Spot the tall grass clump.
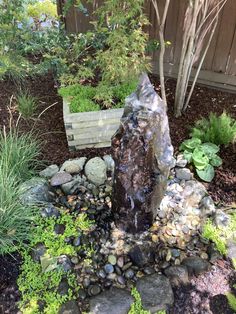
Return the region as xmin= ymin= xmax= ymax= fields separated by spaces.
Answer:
xmin=191 ymin=111 xmax=236 ymax=146
xmin=0 ymin=130 xmax=40 ymax=254
xmin=17 ymin=91 xmax=38 ymax=119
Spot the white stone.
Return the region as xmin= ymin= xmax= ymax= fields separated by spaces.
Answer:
xmin=176 ymin=154 xmax=188 ymax=168
xmin=103 ymin=155 xmax=115 ymax=173
xmin=85 ymin=157 xmax=107 ymax=186
xmin=60 ymin=157 xmax=87 ymax=174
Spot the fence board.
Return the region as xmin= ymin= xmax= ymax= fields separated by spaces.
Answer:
xmin=58 ymin=0 xmax=236 ymax=90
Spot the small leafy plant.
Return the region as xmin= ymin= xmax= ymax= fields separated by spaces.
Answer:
xmin=202 ymin=213 xmax=236 ymax=255
xmin=17 ymin=90 xmax=38 ymax=119
xmin=191 ymin=112 xmax=236 ymax=146
xmin=179 ymin=138 xmax=222 ymax=182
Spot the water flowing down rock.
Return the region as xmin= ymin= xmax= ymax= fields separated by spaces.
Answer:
xmin=112 ymin=73 xmax=174 ymax=233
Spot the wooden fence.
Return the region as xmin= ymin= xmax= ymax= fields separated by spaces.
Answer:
xmin=57 ymin=0 xmax=236 ymax=92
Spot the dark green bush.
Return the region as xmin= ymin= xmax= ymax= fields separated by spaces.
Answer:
xmin=191 ymin=112 xmax=236 ymax=146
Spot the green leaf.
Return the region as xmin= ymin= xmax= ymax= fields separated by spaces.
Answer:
xmin=196 ymin=164 xmax=215 ymax=182
xmin=183 ymin=150 xmax=192 ymax=162
xmin=40 ymin=254 xmax=58 ymax=273
xmin=192 ymin=148 xmax=209 ymax=170
xmin=179 ymin=138 xmax=202 ymax=151
xmin=201 ymin=142 xmax=219 ymax=156
xmin=210 ymin=154 xmax=222 ymax=167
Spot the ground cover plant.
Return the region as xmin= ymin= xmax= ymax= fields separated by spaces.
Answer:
xmin=18 ymin=210 xmax=94 ymax=313
xmin=59 ymin=80 xmax=138 ymax=112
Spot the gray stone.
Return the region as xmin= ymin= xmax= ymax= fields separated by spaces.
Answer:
xmin=85 ymin=157 xmax=107 ymax=186
xmin=61 ymin=175 xmax=83 ymax=195
xmin=59 ymin=300 xmax=80 ymax=314
xmin=164 ymin=265 xmax=189 ymax=286
xmin=41 ymin=204 xmax=60 ymax=218
xmin=19 ymin=177 xmax=53 ymax=205
xmin=51 ymin=172 xmax=72 ymax=186
xmin=111 ymin=73 xmax=173 ymax=233
xmin=39 ymin=164 xmax=59 ymax=178
xmin=200 ymin=196 xmax=216 ymax=215
xmin=57 ymin=279 xmax=69 ymax=296
xmin=60 ymin=157 xmax=87 ymax=174
xmin=182 ymin=256 xmax=210 ymax=276
xmin=214 ymin=210 xmax=231 ymax=228
xmin=175 ymin=168 xmax=193 ymax=181
xmin=57 ymin=255 xmax=73 ymax=272
xmin=89 ymin=287 xmax=134 ymax=314
xmin=103 ymin=155 xmax=115 ymax=173
xmin=176 ymin=154 xmax=188 ymax=168
xmin=129 ymin=245 xmax=154 ymax=268
xmin=31 ymin=243 xmax=46 ymax=262
xmin=227 ymin=241 xmax=236 ymax=260
xmin=136 ymin=274 xmax=174 ymax=313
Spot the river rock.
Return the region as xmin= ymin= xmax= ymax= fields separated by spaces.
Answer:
xmin=19 ymin=177 xmax=53 ymax=205
xmin=61 ymin=175 xmax=83 ymax=195
xmin=200 ymin=196 xmax=215 ymax=216
xmin=51 ymin=172 xmax=72 ymax=186
xmin=129 ymin=245 xmax=154 ymax=268
xmin=85 ymin=157 xmax=107 ymax=186
xmin=89 ymin=287 xmax=134 ymax=314
xmin=136 ymin=274 xmax=174 ymax=313
xmin=59 ymin=300 xmax=81 ymax=314
xmin=176 ymin=154 xmax=188 ymax=168
xmin=182 ymin=256 xmax=210 ymax=276
xmin=60 ymin=157 xmax=87 ymax=174
xmin=112 ymin=73 xmax=173 ymax=233
xmin=175 ymin=168 xmax=193 ymax=181
xmin=39 ymin=164 xmax=59 ymax=178
xmin=182 ymin=180 xmax=207 ymax=208
xmin=164 ymin=265 xmax=189 ymax=286
xmin=214 ymin=210 xmax=231 ymax=228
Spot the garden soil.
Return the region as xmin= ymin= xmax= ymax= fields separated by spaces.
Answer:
xmin=0 ymin=73 xmax=235 ymax=313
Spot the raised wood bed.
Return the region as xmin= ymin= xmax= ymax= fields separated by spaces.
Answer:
xmin=63 ymin=99 xmax=123 ymax=150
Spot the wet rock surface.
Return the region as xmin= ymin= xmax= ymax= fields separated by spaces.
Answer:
xmin=112 ymin=74 xmax=174 ymax=233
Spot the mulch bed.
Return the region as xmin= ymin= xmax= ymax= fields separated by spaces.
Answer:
xmin=0 ymin=73 xmax=235 ymax=313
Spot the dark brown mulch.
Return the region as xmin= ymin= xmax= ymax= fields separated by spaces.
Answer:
xmin=170 ymin=259 xmax=236 ymax=314
xmin=0 ymin=73 xmax=236 ymax=314
xmin=0 ymin=253 xmax=21 ymax=314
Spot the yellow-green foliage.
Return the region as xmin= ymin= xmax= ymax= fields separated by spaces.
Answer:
xmin=191 ymin=111 xmax=236 ymax=146
xmin=129 ymin=288 xmax=150 ymax=314
xmin=202 ymin=213 xmax=236 ymax=255
xmin=18 ymin=211 xmax=94 ymax=313
xmin=27 ymin=0 xmax=58 ymax=20
xmin=227 ymin=291 xmax=236 ymax=312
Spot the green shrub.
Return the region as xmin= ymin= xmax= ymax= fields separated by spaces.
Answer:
xmin=17 ymin=90 xmax=38 ymax=119
xmin=191 ymin=112 xmax=236 ymax=146
xmin=202 ymin=213 xmax=236 ymax=255
xmin=0 ymin=130 xmax=40 ymax=254
xmin=179 ymin=138 xmax=222 ymax=182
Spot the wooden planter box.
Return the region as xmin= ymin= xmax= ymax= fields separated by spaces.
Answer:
xmin=63 ymin=99 xmax=123 ymax=151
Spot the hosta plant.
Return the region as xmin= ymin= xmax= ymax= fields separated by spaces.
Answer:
xmin=179 ymin=138 xmax=222 ymax=182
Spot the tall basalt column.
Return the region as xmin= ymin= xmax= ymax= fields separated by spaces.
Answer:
xmin=111 ymin=74 xmax=174 ymax=233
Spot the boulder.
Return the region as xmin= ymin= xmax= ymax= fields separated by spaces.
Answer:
xmin=84 ymin=157 xmax=107 ymax=186
xmin=19 ymin=177 xmax=53 ymax=205
xmin=112 ymin=74 xmax=173 ymax=233
xmin=50 ymin=172 xmax=72 ymax=186
xmin=39 ymin=164 xmax=59 ymax=178
xmin=136 ymin=274 xmax=174 ymax=313
xmin=89 ymin=287 xmax=133 ymax=314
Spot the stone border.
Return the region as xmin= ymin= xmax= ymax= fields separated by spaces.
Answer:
xmin=63 ymin=98 xmax=123 ymax=151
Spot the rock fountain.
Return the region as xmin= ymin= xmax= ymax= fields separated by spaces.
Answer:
xmin=112 ymin=73 xmax=174 ymax=233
